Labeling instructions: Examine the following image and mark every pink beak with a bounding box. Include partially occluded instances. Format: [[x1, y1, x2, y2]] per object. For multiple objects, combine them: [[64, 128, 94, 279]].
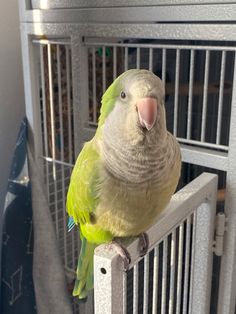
[[136, 97, 158, 131]]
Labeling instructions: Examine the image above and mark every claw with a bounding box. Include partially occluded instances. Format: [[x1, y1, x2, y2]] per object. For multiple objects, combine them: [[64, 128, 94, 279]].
[[106, 241, 131, 271], [139, 232, 149, 257]]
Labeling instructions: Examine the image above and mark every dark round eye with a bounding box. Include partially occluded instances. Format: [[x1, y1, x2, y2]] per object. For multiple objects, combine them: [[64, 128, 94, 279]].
[[120, 91, 126, 99]]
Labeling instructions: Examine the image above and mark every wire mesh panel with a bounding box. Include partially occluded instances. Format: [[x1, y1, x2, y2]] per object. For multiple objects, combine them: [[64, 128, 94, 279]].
[[94, 173, 218, 314], [32, 39, 82, 312], [85, 39, 235, 153]]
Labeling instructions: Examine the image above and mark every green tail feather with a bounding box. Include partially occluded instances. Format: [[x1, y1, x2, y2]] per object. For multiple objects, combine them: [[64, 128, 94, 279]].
[[73, 235, 97, 299]]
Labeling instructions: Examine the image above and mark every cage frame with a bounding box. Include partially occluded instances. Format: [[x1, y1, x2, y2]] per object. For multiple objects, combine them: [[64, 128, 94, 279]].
[[20, 9, 236, 313]]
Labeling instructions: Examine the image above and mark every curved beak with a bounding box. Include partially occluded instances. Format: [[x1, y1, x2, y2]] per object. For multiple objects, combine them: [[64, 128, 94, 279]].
[[136, 97, 158, 131]]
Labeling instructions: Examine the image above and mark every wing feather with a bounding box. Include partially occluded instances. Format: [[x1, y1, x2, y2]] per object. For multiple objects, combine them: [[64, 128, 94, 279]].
[[66, 139, 100, 225]]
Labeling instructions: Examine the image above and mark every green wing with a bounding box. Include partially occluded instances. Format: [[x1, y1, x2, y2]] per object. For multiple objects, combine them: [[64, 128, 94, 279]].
[[66, 139, 100, 226]]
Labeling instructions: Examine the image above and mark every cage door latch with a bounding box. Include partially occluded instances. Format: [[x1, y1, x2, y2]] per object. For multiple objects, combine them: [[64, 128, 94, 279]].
[[213, 212, 227, 256]]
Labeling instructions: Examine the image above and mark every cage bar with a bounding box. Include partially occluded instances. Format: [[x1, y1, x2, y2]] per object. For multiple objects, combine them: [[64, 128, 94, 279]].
[[182, 215, 191, 314], [56, 44, 68, 264], [33, 38, 71, 46], [113, 46, 117, 80], [85, 41, 236, 52], [152, 245, 159, 314], [201, 50, 210, 142], [177, 137, 228, 151], [133, 264, 139, 314], [217, 48, 236, 314], [169, 230, 176, 314], [187, 49, 195, 139], [65, 46, 73, 164], [149, 48, 153, 71], [41, 156, 74, 168], [174, 49, 180, 136], [94, 246, 124, 314], [216, 50, 226, 145], [161, 238, 168, 314], [39, 45, 50, 201], [47, 44, 56, 176], [176, 223, 184, 314], [143, 255, 149, 314], [162, 48, 166, 86], [102, 46, 106, 93], [136, 47, 140, 69], [190, 202, 216, 314], [47, 43, 59, 237], [188, 211, 197, 312], [92, 47, 97, 123], [125, 47, 128, 71], [123, 272, 127, 314]]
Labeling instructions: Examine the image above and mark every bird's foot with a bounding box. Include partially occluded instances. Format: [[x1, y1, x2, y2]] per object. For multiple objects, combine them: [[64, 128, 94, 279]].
[[106, 241, 131, 271], [139, 232, 149, 257]]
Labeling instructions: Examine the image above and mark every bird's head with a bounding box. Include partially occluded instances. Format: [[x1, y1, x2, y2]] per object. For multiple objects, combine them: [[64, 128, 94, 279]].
[[99, 69, 167, 145]]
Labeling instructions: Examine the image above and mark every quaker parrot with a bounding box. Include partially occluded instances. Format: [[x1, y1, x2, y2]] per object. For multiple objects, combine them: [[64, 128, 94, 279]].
[[66, 69, 181, 299]]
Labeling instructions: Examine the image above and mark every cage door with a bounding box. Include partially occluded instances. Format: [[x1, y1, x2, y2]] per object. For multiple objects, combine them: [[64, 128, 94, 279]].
[[94, 173, 217, 314]]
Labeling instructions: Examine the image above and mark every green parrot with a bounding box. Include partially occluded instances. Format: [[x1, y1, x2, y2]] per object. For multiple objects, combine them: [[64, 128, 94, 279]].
[[66, 69, 181, 299]]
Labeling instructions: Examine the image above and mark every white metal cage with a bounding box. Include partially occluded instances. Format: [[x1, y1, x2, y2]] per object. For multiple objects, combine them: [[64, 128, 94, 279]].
[[19, 2, 236, 314]]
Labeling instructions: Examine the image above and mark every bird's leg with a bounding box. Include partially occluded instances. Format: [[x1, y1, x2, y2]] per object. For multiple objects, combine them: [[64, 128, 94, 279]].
[[139, 232, 149, 257], [106, 241, 131, 271]]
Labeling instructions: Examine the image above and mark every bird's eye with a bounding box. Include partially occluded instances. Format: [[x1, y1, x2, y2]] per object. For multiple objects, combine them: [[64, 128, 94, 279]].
[[120, 91, 126, 99]]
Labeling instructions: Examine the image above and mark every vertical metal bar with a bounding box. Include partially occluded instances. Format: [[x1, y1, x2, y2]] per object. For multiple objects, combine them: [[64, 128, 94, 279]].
[[125, 47, 128, 71], [169, 230, 176, 314], [94, 245, 124, 314], [57, 44, 68, 265], [190, 199, 217, 314], [113, 46, 117, 80], [47, 44, 56, 176], [188, 212, 197, 312], [183, 216, 191, 314], [102, 46, 106, 93], [187, 50, 195, 139], [123, 272, 127, 314], [216, 50, 226, 145], [66, 45, 75, 267], [143, 255, 149, 314], [176, 223, 184, 314], [47, 43, 59, 237], [201, 50, 210, 142], [161, 238, 168, 314], [217, 50, 236, 314], [39, 45, 50, 202], [70, 35, 89, 154], [174, 49, 180, 136], [136, 47, 140, 69], [133, 264, 139, 314], [92, 47, 97, 123], [162, 48, 166, 86], [149, 48, 153, 71], [152, 246, 159, 314], [66, 46, 72, 164]]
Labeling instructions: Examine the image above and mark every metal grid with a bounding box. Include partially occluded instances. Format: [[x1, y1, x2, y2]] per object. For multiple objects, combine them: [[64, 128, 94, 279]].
[[86, 39, 235, 152], [125, 219, 193, 314], [33, 39, 81, 311], [94, 173, 217, 314]]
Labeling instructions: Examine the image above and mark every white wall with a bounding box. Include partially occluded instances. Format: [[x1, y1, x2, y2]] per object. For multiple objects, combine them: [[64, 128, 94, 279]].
[[0, 2, 25, 217]]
